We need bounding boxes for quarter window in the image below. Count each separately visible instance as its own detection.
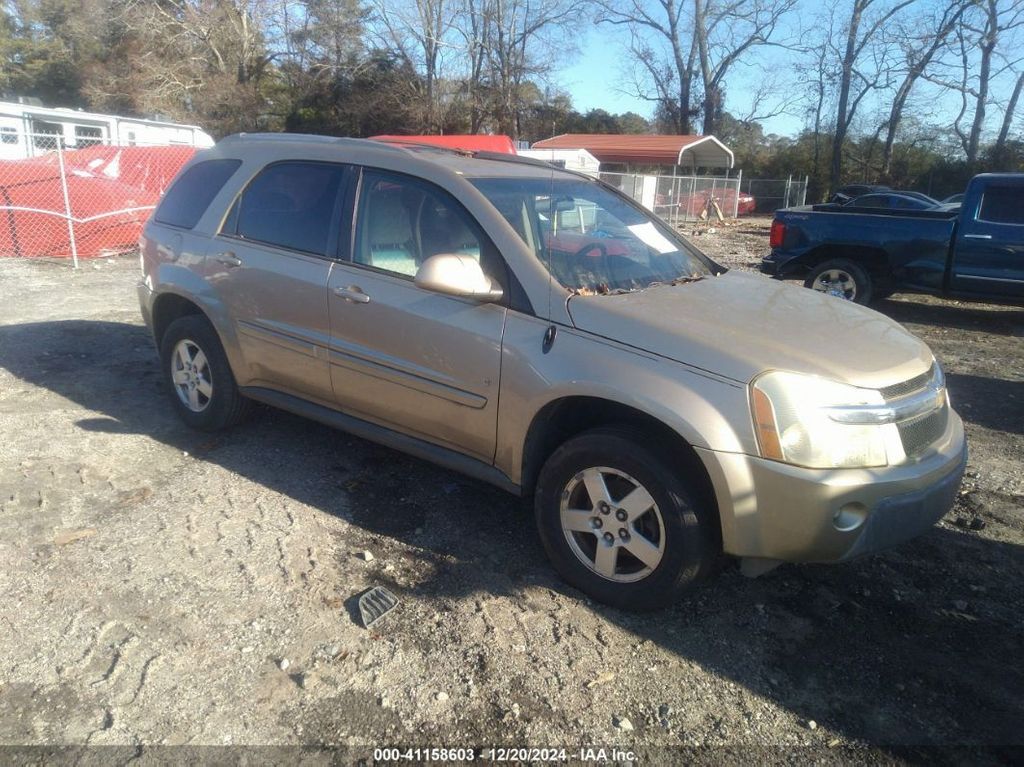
[154,159,242,230]
[355,170,483,278]
[0,127,17,145]
[978,187,1024,225]
[230,162,346,256]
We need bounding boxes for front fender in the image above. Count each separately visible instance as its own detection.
[495,312,755,486]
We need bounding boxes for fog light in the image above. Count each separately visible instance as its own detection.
[833,502,868,532]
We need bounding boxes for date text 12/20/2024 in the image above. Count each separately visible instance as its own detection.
[373,747,638,762]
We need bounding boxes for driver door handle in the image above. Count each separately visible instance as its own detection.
[333,285,370,303]
[964,234,992,240]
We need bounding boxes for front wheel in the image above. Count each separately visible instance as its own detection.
[804,258,873,304]
[534,427,720,611]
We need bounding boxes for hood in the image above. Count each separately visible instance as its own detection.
[566,271,933,388]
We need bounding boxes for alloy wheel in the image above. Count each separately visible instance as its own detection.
[171,338,213,413]
[813,269,857,300]
[559,466,666,583]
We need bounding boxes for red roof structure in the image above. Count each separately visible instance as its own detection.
[371,134,517,155]
[532,134,734,169]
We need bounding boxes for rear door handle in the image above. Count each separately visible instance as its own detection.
[333,285,370,303]
[214,251,242,267]
[964,234,993,240]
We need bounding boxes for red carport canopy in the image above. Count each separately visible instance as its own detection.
[532,134,734,169]
[371,134,517,155]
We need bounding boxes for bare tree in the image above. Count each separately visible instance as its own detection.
[879,0,967,175]
[599,0,699,133]
[692,0,798,134]
[995,69,1024,157]
[453,0,493,132]
[371,0,457,131]
[923,0,1024,166]
[962,0,1024,164]
[829,0,916,190]
[600,0,795,135]
[479,0,584,137]
[795,0,841,199]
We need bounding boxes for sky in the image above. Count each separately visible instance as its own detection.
[559,26,803,136]
[555,11,1021,144]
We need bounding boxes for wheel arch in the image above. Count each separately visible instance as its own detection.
[152,291,207,348]
[796,245,893,281]
[520,396,720,539]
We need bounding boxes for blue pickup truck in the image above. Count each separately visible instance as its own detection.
[761,173,1024,304]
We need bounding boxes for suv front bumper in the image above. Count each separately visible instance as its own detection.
[696,410,967,563]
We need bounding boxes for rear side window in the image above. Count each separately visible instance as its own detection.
[154,159,241,229]
[227,161,346,256]
[978,186,1024,225]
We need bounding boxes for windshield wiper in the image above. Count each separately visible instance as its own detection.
[642,275,706,290]
[670,275,706,284]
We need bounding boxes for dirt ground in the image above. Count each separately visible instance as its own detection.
[1,217,1022,762]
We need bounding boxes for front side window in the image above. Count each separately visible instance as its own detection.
[230,161,346,256]
[470,176,712,294]
[154,159,241,230]
[355,170,484,278]
[978,186,1024,225]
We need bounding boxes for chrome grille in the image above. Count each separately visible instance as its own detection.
[897,404,949,457]
[881,364,935,401]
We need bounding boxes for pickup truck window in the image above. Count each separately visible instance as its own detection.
[227,161,346,257]
[470,177,710,294]
[154,159,241,230]
[978,186,1024,225]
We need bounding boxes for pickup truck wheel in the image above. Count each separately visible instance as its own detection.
[804,259,873,304]
[160,315,250,431]
[535,427,719,611]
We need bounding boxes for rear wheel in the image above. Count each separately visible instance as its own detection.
[160,315,250,431]
[804,258,873,304]
[534,427,719,611]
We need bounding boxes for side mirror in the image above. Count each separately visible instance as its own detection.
[414,254,504,303]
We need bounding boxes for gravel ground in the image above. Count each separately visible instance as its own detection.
[1,220,1022,761]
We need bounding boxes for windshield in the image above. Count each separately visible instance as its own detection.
[470,177,714,293]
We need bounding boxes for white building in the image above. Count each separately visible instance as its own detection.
[517,148,601,177]
[0,100,215,160]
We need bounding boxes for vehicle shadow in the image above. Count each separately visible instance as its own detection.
[876,296,1024,337]
[2,319,1022,751]
[946,372,1024,436]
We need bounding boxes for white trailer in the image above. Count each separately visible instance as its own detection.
[0,101,215,160]
[518,148,601,177]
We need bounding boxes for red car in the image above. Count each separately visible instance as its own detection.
[656,188,757,218]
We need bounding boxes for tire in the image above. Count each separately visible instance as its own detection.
[803,258,874,305]
[534,427,720,611]
[159,314,250,431]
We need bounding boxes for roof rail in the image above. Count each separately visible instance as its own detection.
[471,150,598,182]
[369,137,474,157]
[218,133,408,154]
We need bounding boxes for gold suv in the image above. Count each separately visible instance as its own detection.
[138,135,967,610]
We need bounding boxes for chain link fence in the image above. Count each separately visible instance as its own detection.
[741,176,809,215]
[0,134,197,266]
[600,171,743,227]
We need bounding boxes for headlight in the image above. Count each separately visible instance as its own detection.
[750,371,906,469]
